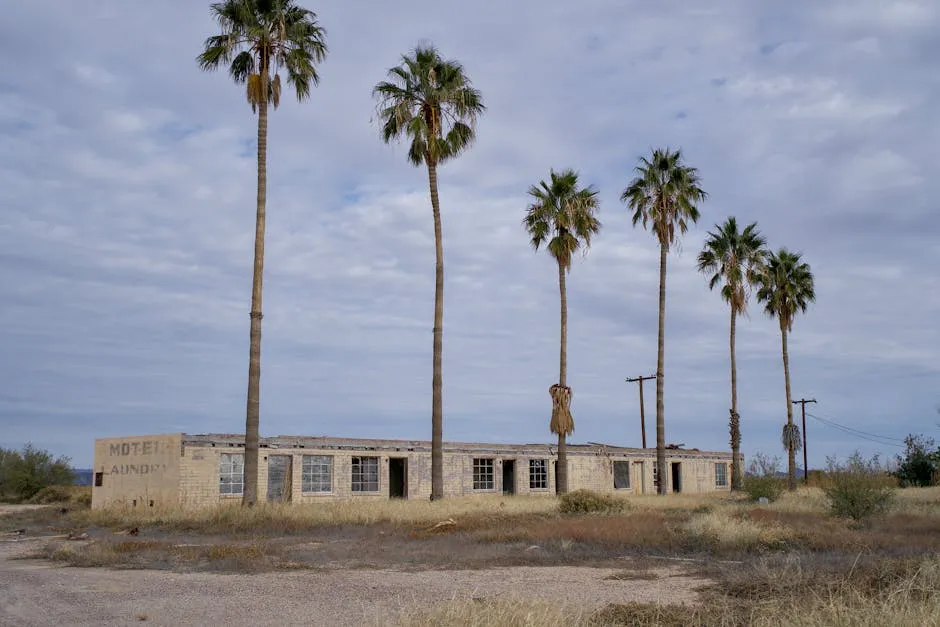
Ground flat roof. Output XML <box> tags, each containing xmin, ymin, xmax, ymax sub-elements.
<box><xmin>180</xmin><ymin>433</ymin><xmax>732</xmax><ymax>459</ymax></box>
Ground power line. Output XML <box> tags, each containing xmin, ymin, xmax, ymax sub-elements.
<box><xmin>805</xmin><ymin>411</ymin><xmax>905</xmax><ymax>442</ymax></box>
<box><xmin>805</xmin><ymin>412</ymin><xmax>905</xmax><ymax>448</ymax></box>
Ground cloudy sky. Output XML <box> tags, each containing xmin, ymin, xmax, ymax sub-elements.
<box><xmin>2</xmin><ymin>1</ymin><xmax>938</xmax><ymax>469</ymax></box>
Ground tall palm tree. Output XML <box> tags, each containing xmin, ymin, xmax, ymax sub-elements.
<box><xmin>757</xmin><ymin>249</ymin><xmax>815</xmax><ymax>491</ymax></box>
<box><xmin>198</xmin><ymin>0</ymin><xmax>327</xmax><ymax>506</ymax></box>
<box><xmin>697</xmin><ymin>217</ymin><xmax>767</xmax><ymax>491</ymax></box>
<box><xmin>523</xmin><ymin>169</ymin><xmax>601</xmax><ymax>495</ymax></box>
<box><xmin>373</xmin><ymin>45</ymin><xmax>484</xmax><ymax>500</ymax></box>
<box><xmin>621</xmin><ymin>148</ymin><xmax>706</xmax><ymax>495</ymax></box>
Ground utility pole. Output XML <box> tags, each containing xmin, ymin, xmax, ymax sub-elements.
<box><xmin>792</xmin><ymin>398</ymin><xmax>817</xmax><ymax>483</ymax></box>
<box><xmin>626</xmin><ymin>375</ymin><xmax>656</xmax><ymax>448</ymax></box>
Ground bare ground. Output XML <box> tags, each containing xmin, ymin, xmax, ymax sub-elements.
<box><xmin>0</xmin><ymin>505</ymin><xmax>709</xmax><ymax>626</ymax></box>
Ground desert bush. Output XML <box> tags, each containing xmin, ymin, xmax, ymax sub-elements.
<box><xmin>894</xmin><ymin>434</ymin><xmax>940</xmax><ymax>487</ymax></box>
<box><xmin>743</xmin><ymin>452</ymin><xmax>785</xmax><ymax>503</ymax></box>
<box><xmin>29</xmin><ymin>485</ymin><xmax>74</xmax><ymax>504</ymax></box>
<box><xmin>558</xmin><ymin>490</ymin><xmax>627</xmax><ymax>515</ymax></box>
<box><xmin>0</xmin><ymin>444</ymin><xmax>74</xmax><ymax>502</ymax></box>
<box><xmin>824</xmin><ymin>452</ymin><xmax>895</xmax><ymax>523</ymax></box>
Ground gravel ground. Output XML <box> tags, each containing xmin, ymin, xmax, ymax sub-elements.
<box><xmin>0</xmin><ymin>539</ymin><xmax>708</xmax><ymax>626</ymax></box>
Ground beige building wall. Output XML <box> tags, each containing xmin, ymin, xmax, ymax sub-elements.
<box><xmin>91</xmin><ymin>433</ymin><xmax>182</xmax><ymax>509</ymax></box>
<box><xmin>92</xmin><ymin>434</ymin><xmax>735</xmax><ymax>508</ymax></box>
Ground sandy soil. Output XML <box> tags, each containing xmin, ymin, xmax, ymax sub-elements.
<box><xmin>0</xmin><ymin>504</ymin><xmax>709</xmax><ymax>626</ymax></box>
<box><xmin>0</xmin><ymin>544</ymin><xmax>707</xmax><ymax>626</ymax></box>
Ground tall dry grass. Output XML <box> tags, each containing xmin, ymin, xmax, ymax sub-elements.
<box><xmin>75</xmin><ymin>494</ymin><xmax>560</xmax><ymax>533</ymax></box>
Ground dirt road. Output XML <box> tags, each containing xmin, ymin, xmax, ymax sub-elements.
<box><xmin>0</xmin><ymin>540</ymin><xmax>706</xmax><ymax>626</ymax></box>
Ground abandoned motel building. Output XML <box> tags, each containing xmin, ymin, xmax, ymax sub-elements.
<box><xmin>91</xmin><ymin>432</ymin><xmax>738</xmax><ymax>509</ymax></box>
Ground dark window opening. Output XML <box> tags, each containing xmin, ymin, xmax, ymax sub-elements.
<box><xmin>94</xmin><ymin>472</ymin><xmax>103</xmax><ymax>487</ymax></box>
<box><xmin>613</xmin><ymin>461</ymin><xmax>631</xmax><ymax>489</ymax></box>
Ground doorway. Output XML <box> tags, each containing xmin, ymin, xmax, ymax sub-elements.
<box><xmin>671</xmin><ymin>462</ymin><xmax>682</xmax><ymax>494</ymax></box>
<box><xmin>502</xmin><ymin>460</ymin><xmax>515</xmax><ymax>495</ymax></box>
<box><xmin>266</xmin><ymin>455</ymin><xmax>292</xmax><ymax>503</ymax></box>
<box><xmin>388</xmin><ymin>458</ymin><xmax>407</xmax><ymax>499</ymax></box>
<box><xmin>633</xmin><ymin>461</ymin><xmax>646</xmax><ymax>495</ymax></box>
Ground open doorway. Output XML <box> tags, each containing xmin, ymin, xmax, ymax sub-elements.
<box><xmin>671</xmin><ymin>462</ymin><xmax>682</xmax><ymax>494</ymax></box>
<box><xmin>502</xmin><ymin>460</ymin><xmax>515</xmax><ymax>495</ymax></box>
<box><xmin>388</xmin><ymin>458</ymin><xmax>407</xmax><ymax>499</ymax></box>
<box><xmin>266</xmin><ymin>455</ymin><xmax>292</xmax><ymax>503</ymax></box>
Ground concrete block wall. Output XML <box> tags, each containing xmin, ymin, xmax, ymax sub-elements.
<box><xmin>91</xmin><ymin>434</ymin><xmax>182</xmax><ymax>509</ymax></box>
<box><xmin>93</xmin><ymin>433</ymin><xmax>735</xmax><ymax>508</ymax></box>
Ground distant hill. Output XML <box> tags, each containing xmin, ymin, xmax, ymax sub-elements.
<box><xmin>73</xmin><ymin>469</ymin><xmax>93</xmax><ymax>486</ymax></box>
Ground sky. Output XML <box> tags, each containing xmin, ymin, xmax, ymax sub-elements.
<box><xmin>1</xmin><ymin>1</ymin><xmax>938</xmax><ymax>469</ymax></box>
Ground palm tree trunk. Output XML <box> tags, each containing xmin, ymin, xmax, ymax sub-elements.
<box><xmin>656</xmin><ymin>242</ymin><xmax>667</xmax><ymax>496</ymax></box>
<box><xmin>427</xmin><ymin>161</ymin><xmax>444</xmax><ymax>501</ymax></box>
<box><xmin>556</xmin><ymin>261</ymin><xmax>568</xmax><ymax>495</ymax></box>
<box><xmin>781</xmin><ymin>325</ymin><xmax>796</xmax><ymax>491</ymax></box>
<box><xmin>729</xmin><ymin>307</ymin><xmax>742</xmax><ymax>491</ymax></box>
<box><xmin>242</xmin><ymin>95</ymin><xmax>268</xmax><ymax>507</ymax></box>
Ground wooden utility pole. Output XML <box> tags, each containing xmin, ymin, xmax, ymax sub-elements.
<box><xmin>626</xmin><ymin>375</ymin><xmax>656</xmax><ymax>448</ymax></box>
<box><xmin>792</xmin><ymin>398</ymin><xmax>816</xmax><ymax>483</ymax></box>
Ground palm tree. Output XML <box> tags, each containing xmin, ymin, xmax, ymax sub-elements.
<box><xmin>621</xmin><ymin>148</ymin><xmax>706</xmax><ymax>495</ymax></box>
<box><xmin>523</xmin><ymin>169</ymin><xmax>601</xmax><ymax>495</ymax></box>
<box><xmin>697</xmin><ymin>217</ymin><xmax>767</xmax><ymax>491</ymax></box>
<box><xmin>198</xmin><ymin>0</ymin><xmax>327</xmax><ymax>506</ymax></box>
<box><xmin>373</xmin><ymin>45</ymin><xmax>484</xmax><ymax>500</ymax></box>
<box><xmin>757</xmin><ymin>248</ymin><xmax>815</xmax><ymax>491</ymax></box>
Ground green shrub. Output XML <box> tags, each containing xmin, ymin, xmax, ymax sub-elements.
<box><xmin>743</xmin><ymin>475</ymin><xmax>785</xmax><ymax>503</ymax></box>
<box><xmin>0</xmin><ymin>444</ymin><xmax>75</xmax><ymax>502</ymax></box>
<box><xmin>743</xmin><ymin>452</ymin><xmax>785</xmax><ymax>502</ymax></box>
<box><xmin>558</xmin><ymin>489</ymin><xmax>627</xmax><ymax>514</ymax></box>
<box><xmin>824</xmin><ymin>452</ymin><xmax>895</xmax><ymax>523</ymax></box>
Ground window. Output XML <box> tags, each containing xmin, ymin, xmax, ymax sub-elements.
<box><xmin>653</xmin><ymin>461</ymin><xmax>659</xmax><ymax>488</ymax></box>
<box><xmin>715</xmin><ymin>462</ymin><xmax>728</xmax><ymax>488</ymax></box>
<box><xmin>302</xmin><ymin>455</ymin><xmax>333</xmax><ymax>493</ymax></box>
<box><xmin>220</xmin><ymin>453</ymin><xmax>244</xmax><ymax>496</ymax></box>
<box><xmin>613</xmin><ymin>461</ymin><xmax>631</xmax><ymax>489</ymax></box>
<box><xmin>473</xmin><ymin>458</ymin><xmax>495</xmax><ymax>490</ymax></box>
<box><xmin>351</xmin><ymin>456</ymin><xmax>379</xmax><ymax>492</ymax></box>
<box><xmin>529</xmin><ymin>459</ymin><xmax>547</xmax><ymax>489</ymax></box>
<box><xmin>94</xmin><ymin>472</ymin><xmax>103</xmax><ymax>487</ymax></box>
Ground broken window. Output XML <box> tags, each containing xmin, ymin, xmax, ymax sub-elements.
<box><xmin>351</xmin><ymin>456</ymin><xmax>379</xmax><ymax>492</ymax></box>
<box><xmin>94</xmin><ymin>472</ymin><xmax>103</xmax><ymax>487</ymax></box>
<box><xmin>219</xmin><ymin>453</ymin><xmax>244</xmax><ymax>496</ymax></box>
<box><xmin>613</xmin><ymin>461</ymin><xmax>630</xmax><ymax>489</ymax></box>
<box><xmin>473</xmin><ymin>458</ymin><xmax>494</xmax><ymax>490</ymax></box>
<box><xmin>301</xmin><ymin>455</ymin><xmax>333</xmax><ymax>493</ymax></box>
<box><xmin>715</xmin><ymin>462</ymin><xmax>728</xmax><ymax>488</ymax></box>
<box><xmin>529</xmin><ymin>459</ymin><xmax>547</xmax><ymax>490</ymax></box>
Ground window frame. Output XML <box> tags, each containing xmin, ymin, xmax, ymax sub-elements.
<box><xmin>301</xmin><ymin>454</ymin><xmax>333</xmax><ymax>494</ymax></box>
<box><xmin>473</xmin><ymin>458</ymin><xmax>495</xmax><ymax>491</ymax></box>
<box><xmin>613</xmin><ymin>460</ymin><xmax>631</xmax><ymax>490</ymax></box>
<box><xmin>351</xmin><ymin>456</ymin><xmax>380</xmax><ymax>493</ymax></box>
<box><xmin>715</xmin><ymin>462</ymin><xmax>729</xmax><ymax>488</ymax></box>
<box><xmin>528</xmin><ymin>459</ymin><xmax>548</xmax><ymax>490</ymax></box>
<box><xmin>219</xmin><ymin>453</ymin><xmax>244</xmax><ymax>497</ymax></box>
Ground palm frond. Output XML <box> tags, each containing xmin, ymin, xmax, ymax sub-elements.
<box><xmin>198</xmin><ymin>0</ymin><xmax>328</xmax><ymax>111</ymax></box>
<box><xmin>523</xmin><ymin>168</ymin><xmax>601</xmax><ymax>270</ymax></box>
<box><xmin>757</xmin><ymin>248</ymin><xmax>816</xmax><ymax>331</ymax></box>
<box><xmin>372</xmin><ymin>43</ymin><xmax>485</xmax><ymax>167</ymax></box>
<box><xmin>622</xmin><ymin>148</ymin><xmax>705</xmax><ymax>249</ymax></box>
<box><xmin>697</xmin><ymin>217</ymin><xmax>767</xmax><ymax>314</ymax></box>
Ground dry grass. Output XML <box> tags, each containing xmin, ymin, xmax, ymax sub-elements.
<box><xmin>41</xmin><ymin>538</ymin><xmax>297</xmax><ymax>572</ymax></box>
<box><xmin>398</xmin><ymin>555</ymin><xmax>940</xmax><ymax>626</ymax></box>
<box><xmin>74</xmin><ymin>495</ymin><xmax>560</xmax><ymax>534</ymax></box>
<box><xmin>393</xmin><ymin>597</ymin><xmax>586</xmax><ymax>627</ymax></box>
<box><xmin>682</xmin><ymin>508</ymin><xmax>795</xmax><ymax>552</ymax></box>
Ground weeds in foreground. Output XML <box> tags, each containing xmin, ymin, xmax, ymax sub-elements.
<box><xmin>396</xmin><ymin>555</ymin><xmax>940</xmax><ymax>626</ymax></box>
<box><xmin>40</xmin><ymin>539</ymin><xmax>297</xmax><ymax>572</ymax></box>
